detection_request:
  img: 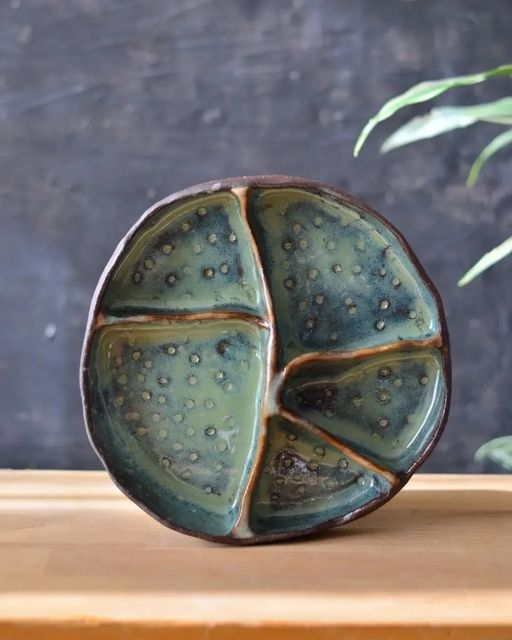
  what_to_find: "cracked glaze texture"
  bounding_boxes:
[82,176,450,544]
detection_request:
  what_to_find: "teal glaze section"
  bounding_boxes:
[102,191,266,317]
[282,349,447,475]
[248,188,441,366]
[87,318,269,537]
[249,415,392,535]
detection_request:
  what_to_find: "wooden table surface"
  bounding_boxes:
[0,471,511,639]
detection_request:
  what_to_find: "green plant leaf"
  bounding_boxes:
[475,436,512,470]
[467,129,512,186]
[353,64,512,157]
[458,235,512,286]
[380,98,512,153]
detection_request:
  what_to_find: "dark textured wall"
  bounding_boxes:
[1,0,511,472]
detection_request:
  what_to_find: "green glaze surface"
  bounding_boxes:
[87,319,268,536]
[249,415,393,535]
[248,188,440,366]
[82,176,449,544]
[282,349,445,475]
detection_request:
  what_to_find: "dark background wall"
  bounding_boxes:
[1,0,511,472]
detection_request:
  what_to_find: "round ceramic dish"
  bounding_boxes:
[81,176,450,544]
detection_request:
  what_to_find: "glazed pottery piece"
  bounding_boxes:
[81,176,450,544]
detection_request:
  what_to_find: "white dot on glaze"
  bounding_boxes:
[375,320,386,331]
[314,445,325,457]
[352,395,363,408]
[348,305,357,315]
[132,350,141,361]
[408,309,417,319]
[141,390,151,401]
[292,223,301,234]
[162,244,174,254]
[283,240,293,251]
[332,263,342,273]
[208,232,218,244]
[379,299,390,310]
[298,299,308,311]
[186,427,195,436]
[308,269,319,280]
[152,413,160,422]
[204,486,213,494]
[132,271,143,283]
[205,399,215,409]
[315,294,324,305]
[180,221,191,232]
[205,426,217,437]
[174,413,183,423]
[299,239,309,249]
[144,257,155,270]
[117,374,128,384]
[314,215,323,226]
[144,360,152,369]
[378,390,390,403]
[185,399,195,409]
[228,232,237,243]
[158,395,166,404]
[190,353,200,364]
[220,263,229,274]
[378,417,389,428]
[305,318,315,329]
[166,273,177,286]
[338,458,348,469]
[193,243,202,254]
[284,278,295,289]
[420,376,429,385]
[392,277,401,288]
[393,378,403,388]
[172,442,183,451]
[344,297,353,306]
[115,395,124,407]
[167,345,177,355]
[188,375,197,385]
[379,267,387,277]
[203,267,215,279]
[197,207,207,216]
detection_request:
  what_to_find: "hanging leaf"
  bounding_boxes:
[458,235,512,286]
[467,129,512,186]
[353,64,512,156]
[475,436,512,470]
[380,98,512,153]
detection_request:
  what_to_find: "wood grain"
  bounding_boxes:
[0,471,511,639]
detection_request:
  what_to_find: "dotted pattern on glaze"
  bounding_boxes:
[83,178,449,544]
[101,192,266,317]
[282,349,446,475]
[249,416,393,535]
[88,319,269,536]
[248,188,440,366]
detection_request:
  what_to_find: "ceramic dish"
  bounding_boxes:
[81,176,450,544]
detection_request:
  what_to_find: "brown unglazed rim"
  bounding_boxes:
[81,175,451,545]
